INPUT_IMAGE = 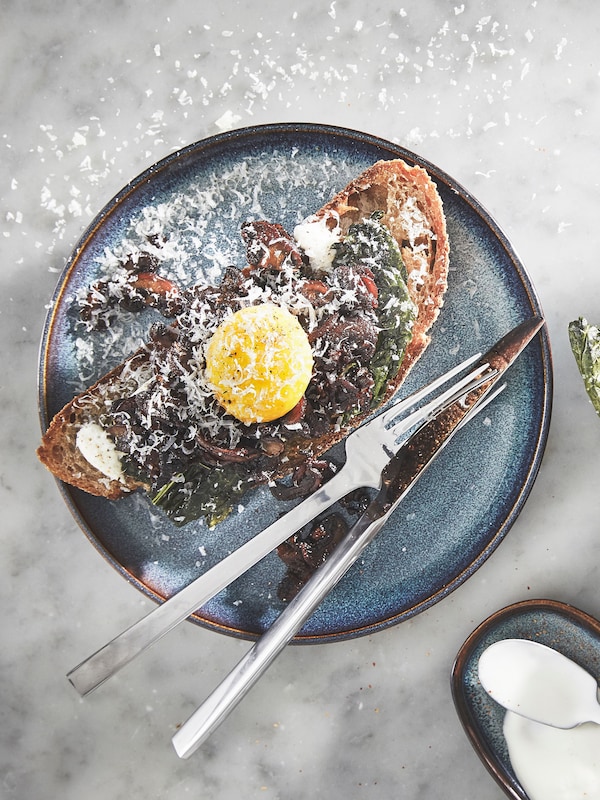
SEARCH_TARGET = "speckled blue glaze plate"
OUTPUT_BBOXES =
[38,123,552,643]
[451,600,600,799]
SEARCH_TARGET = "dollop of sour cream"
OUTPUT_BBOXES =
[504,711,600,800]
[293,212,341,272]
[76,421,124,480]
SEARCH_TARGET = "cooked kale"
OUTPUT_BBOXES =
[152,463,258,527]
[569,317,600,416]
[332,212,417,404]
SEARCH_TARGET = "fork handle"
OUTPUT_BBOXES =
[67,466,361,696]
[172,508,389,759]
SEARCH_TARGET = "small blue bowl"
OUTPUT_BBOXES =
[451,599,600,799]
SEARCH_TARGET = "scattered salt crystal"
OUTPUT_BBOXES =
[554,37,567,59]
[215,110,241,131]
[72,131,86,147]
[68,199,82,216]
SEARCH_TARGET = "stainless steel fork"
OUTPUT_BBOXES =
[67,351,494,696]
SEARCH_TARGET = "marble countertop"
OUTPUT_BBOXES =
[3,2,600,798]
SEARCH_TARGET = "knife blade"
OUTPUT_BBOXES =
[172,315,544,758]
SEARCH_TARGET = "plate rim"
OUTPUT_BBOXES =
[38,122,553,643]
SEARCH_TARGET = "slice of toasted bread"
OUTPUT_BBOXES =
[38,158,449,505]
[313,159,448,407]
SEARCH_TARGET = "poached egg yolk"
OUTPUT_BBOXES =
[205,303,314,424]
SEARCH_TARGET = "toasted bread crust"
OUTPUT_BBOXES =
[38,158,449,500]
[315,159,448,407]
[37,359,149,499]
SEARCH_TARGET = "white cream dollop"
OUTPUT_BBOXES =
[76,421,124,480]
[504,711,600,800]
[293,213,341,272]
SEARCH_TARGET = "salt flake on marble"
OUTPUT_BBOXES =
[68,199,82,217]
[176,89,192,106]
[554,37,568,59]
[154,44,161,57]
[215,110,241,131]
[72,131,87,147]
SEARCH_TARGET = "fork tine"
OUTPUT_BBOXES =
[375,351,482,429]
[381,363,499,446]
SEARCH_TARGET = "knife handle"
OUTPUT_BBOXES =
[172,509,387,759]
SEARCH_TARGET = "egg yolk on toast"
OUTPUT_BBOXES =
[205,304,313,424]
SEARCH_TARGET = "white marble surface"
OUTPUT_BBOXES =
[3,1,600,798]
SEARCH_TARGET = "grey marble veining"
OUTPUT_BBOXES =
[3,1,600,798]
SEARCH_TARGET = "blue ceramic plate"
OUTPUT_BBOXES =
[38,123,552,642]
[451,599,600,799]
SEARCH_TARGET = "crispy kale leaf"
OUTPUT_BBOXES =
[568,317,600,416]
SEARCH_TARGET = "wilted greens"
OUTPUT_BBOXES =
[332,212,417,404]
[568,317,600,416]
